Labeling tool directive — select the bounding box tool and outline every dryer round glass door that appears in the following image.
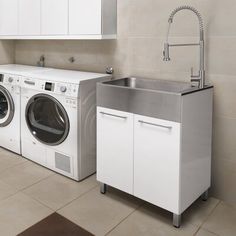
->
[26,94,70,146]
[0,85,14,127]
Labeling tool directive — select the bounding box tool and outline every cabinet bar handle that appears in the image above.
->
[138,120,172,129]
[100,112,127,119]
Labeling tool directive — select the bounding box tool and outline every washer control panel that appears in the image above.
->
[0,74,20,85]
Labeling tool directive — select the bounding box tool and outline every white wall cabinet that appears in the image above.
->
[0,0,18,35]
[41,0,68,35]
[97,107,134,194]
[19,0,41,35]
[69,0,117,37]
[69,0,101,35]
[0,0,117,39]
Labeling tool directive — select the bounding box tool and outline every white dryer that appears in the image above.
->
[20,70,110,181]
[0,74,21,154]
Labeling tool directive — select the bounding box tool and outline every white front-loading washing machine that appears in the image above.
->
[0,74,21,154]
[20,70,110,181]
[0,64,53,154]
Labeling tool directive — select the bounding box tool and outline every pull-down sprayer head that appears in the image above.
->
[163,43,171,61]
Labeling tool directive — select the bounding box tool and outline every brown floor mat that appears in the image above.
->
[17,213,94,236]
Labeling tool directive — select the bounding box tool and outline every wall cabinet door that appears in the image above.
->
[0,0,18,35]
[69,0,102,35]
[134,114,181,213]
[41,0,68,35]
[97,107,134,194]
[18,0,41,35]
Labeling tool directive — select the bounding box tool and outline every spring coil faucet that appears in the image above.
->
[163,6,206,88]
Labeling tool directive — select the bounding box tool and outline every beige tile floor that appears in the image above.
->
[0,147,235,236]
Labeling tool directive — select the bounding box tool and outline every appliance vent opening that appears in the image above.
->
[55,152,71,173]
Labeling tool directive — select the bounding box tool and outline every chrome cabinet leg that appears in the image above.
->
[100,183,107,194]
[201,189,209,201]
[173,214,181,228]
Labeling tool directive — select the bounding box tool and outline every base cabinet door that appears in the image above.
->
[134,114,181,213]
[97,107,134,194]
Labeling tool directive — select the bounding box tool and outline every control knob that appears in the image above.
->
[60,86,67,93]
[8,77,14,83]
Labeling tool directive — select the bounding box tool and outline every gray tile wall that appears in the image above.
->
[13,0,236,205]
[0,41,15,64]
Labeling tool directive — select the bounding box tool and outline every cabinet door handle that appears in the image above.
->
[138,120,172,129]
[100,111,127,120]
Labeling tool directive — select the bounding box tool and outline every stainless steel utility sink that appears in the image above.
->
[97,77,213,122]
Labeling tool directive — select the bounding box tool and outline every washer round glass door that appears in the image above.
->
[0,85,14,127]
[26,94,70,146]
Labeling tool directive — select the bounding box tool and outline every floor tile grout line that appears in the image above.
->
[0,174,57,210]
[0,158,46,177]
[202,228,221,236]
[18,172,56,192]
[201,200,221,226]
[0,163,56,193]
[104,202,145,236]
[0,171,56,194]
[195,200,222,235]
[0,191,21,204]
[196,199,221,228]
[194,227,221,236]
[23,181,100,213]
[0,158,29,175]
[199,226,221,236]
[56,183,99,212]
[193,226,202,236]
[0,182,55,212]
[20,191,57,212]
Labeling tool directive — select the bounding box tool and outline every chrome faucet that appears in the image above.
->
[163,6,205,88]
[37,55,45,67]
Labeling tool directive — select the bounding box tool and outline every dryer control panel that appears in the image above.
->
[54,82,79,97]
[21,77,79,98]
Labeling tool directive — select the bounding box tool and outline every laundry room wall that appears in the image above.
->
[0,41,15,64]
[14,0,236,206]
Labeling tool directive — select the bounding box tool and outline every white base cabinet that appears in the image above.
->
[97,108,182,212]
[97,88,213,228]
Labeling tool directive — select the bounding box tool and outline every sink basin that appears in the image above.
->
[104,77,194,94]
[97,77,213,122]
